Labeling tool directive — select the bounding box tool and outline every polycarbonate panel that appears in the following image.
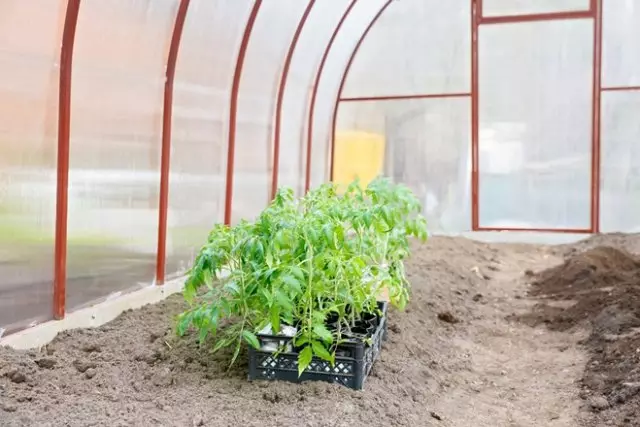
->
[478,20,593,229]
[0,1,64,331]
[167,1,254,276]
[602,0,640,88]
[600,91,640,232]
[279,0,352,196]
[342,0,470,98]
[231,1,309,223]
[336,98,472,232]
[483,0,590,17]
[67,0,178,310]
[310,0,389,189]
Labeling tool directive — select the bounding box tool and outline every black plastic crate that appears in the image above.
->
[248,302,388,390]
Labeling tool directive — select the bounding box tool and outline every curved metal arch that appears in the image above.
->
[271,0,316,199]
[54,0,81,320]
[155,0,191,285]
[224,0,263,225]
[305,0,358,193]
[328,0,394,182]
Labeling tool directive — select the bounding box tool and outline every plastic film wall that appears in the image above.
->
[2,0,640,336]
[0,1,65,329]
[0,0,393,335]
[334,0,640,234]
[335,0,472,233]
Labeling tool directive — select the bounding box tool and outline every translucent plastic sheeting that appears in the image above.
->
[278,0,353,197]
[478,20,593,230]
[602,0,640,88]
[482,0,590,17]
[67,0,178,311]
[600,91,640,232]
[310,0,389,189]
[167,1,254,276]
[0,1,65,331]
[342,0,470,98]
[335,99,471,232]
[230,1,309,224]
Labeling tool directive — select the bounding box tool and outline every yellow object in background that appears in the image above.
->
[332,130,385,191]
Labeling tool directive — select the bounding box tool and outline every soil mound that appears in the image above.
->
[531,246,640,303]
[557,233,640,258]
[521,245,640,425]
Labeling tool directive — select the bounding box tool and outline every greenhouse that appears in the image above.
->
[1,0,640,425]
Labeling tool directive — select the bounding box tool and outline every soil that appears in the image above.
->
[1,234,637,426]
[519,235,640,426]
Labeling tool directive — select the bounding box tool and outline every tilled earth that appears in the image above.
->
[2,235,638,426]
[520,234,640,426]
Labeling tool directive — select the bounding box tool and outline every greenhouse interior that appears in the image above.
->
[1,0,640,425]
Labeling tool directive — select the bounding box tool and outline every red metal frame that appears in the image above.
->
[602,86,640,92]
[471,0,602,233]
[271,0,315,199]
[479,10,593,24]
[329,0,394,182]
[155,0,190,286]
[224,0,263,225]
[305,0,358,193]
[476,227,592,233]
[477,0,593,24]
[590,0,603,233]
[471,0,480,230]
[339,93,471,102]
[53,0,81,320]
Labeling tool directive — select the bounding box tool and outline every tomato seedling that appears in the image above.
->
[176,177,427,376]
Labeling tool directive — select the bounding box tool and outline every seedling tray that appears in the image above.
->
[248,302,388,390]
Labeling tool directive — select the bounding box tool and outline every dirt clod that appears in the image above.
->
[84,368,97,379]
[7,371,27,384]
[430,411,443,420]
[73,359,97,373]
[588,396,610,411]
[437,311,460,324]
[82,343,101,353]
[1,402,18,413]
[34,358,56,369]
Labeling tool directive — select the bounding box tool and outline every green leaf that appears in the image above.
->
[323,224,334,248]
[312,311,325,324]
[274,289,293,311]
[176,312,193,336]
[280,275,302,294]
[311,340,334,364]
[223,281,240,296]
[242,330,260,349]
[198,327,209,344]
[312,324,333,344]
[269,305,281,334]
[213,337,232,353]
[260,288,273,304]
[289,266,305,282]
[294,335,309,347]
[298,346,313,377]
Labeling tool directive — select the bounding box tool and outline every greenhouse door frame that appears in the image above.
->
[329,0,628,235]
[471,0,602,234]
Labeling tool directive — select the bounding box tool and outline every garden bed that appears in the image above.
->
[3,235,640,426]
